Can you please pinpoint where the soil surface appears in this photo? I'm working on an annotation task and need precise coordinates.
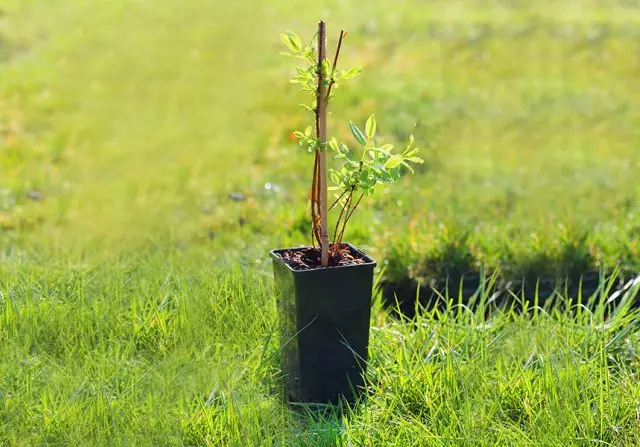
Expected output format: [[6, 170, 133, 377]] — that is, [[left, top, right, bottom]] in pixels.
[[280, 244, 367, 270]]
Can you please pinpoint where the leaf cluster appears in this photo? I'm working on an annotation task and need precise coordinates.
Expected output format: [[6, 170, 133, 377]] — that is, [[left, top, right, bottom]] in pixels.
[[329, 114, 424, 198], [280, 31, 362, 114]]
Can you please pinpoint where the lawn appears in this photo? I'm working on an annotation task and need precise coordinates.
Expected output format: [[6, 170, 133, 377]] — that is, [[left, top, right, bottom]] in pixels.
[[2, 250, 640, 446], [1, 0, 640, 445]]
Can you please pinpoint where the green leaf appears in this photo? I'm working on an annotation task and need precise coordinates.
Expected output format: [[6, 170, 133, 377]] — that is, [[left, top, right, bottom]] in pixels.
[[401, 162, 415, 174], [322, 59, 332, 78], [403, 148, 419, 157], [378, 170, 393, 182], [407, 156, 424, 164], [304, 126, 312, 137], [341, 65, 363, 80], [385, 155, 403, 169], [303, 47, 315, 63], [280, 32, 302, 53], [380, 143, 394, 152], [349, 121, 367, 146], [365, 114, 376, 139], [280, 33, 293, 50], [346, 159, 360, 169], [329, 137, 339, 153], [299, 104, 314, 112]]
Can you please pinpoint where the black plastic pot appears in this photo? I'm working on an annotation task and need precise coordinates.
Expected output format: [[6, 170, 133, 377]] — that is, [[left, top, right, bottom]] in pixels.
[[270, 243, 376, 404]]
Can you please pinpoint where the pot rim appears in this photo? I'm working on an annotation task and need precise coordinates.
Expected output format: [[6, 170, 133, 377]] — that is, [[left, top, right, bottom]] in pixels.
[[270, 242, 376, 273]]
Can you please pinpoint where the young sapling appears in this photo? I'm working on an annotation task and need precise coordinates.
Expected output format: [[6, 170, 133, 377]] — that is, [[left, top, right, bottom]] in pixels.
[[281, 21, 423, 268]]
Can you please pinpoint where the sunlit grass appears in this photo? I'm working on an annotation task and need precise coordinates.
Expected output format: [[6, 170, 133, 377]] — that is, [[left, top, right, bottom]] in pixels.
[[1, 250, 639, 445]]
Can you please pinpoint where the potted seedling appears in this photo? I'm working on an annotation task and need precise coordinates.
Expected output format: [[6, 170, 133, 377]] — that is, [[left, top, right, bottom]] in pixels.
[[270, 21, 423, 404]]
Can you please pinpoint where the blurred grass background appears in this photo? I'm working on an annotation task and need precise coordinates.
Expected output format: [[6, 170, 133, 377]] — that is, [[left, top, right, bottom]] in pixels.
[[1, 0, 640, 279]]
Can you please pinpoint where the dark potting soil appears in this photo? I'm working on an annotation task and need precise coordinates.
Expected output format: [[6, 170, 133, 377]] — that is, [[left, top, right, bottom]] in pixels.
[[280, 244, 367, 270]]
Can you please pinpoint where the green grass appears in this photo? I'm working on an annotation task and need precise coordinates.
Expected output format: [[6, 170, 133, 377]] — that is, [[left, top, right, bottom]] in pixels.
[[1, 250, 639, 445], [2, 0, 640, 444]]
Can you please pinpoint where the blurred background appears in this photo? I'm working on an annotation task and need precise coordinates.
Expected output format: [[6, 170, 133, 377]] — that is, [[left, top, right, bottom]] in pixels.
[[1, 0, 639, 292]]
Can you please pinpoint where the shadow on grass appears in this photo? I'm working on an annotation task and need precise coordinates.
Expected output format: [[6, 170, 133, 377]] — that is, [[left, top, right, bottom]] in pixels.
[[381, 229, 639, 319], [381, 229, 483, 318]]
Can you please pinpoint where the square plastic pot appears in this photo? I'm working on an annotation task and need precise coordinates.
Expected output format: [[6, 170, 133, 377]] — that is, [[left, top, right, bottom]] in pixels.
[[270, 243, 376, 404]]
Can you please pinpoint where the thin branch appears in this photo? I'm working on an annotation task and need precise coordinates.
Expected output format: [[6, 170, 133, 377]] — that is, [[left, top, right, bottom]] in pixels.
[[334, 162, 365, 244], [343, 192, 364, 224], [337, 192, 364, 245], [326, 30, 346, 102], [332, 187, 354, 245], [328, 189, 348, 211]]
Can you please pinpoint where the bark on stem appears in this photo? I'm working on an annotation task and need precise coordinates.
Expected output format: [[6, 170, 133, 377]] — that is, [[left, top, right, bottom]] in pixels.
[[317, 21, 329, 266], [310, 153, 320, 246]]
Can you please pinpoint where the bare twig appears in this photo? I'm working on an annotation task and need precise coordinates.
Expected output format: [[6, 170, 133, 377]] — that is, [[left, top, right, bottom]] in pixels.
[[326, 30, 346, 102], [337, 192, 364, 245], [332, 187, 354, 245], [328, 189, 348, 211], [343, 192, 364, 224]]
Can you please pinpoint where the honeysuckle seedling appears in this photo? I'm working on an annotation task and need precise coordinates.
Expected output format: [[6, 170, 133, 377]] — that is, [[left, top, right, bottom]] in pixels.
[[281, 22, 423, 266]]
